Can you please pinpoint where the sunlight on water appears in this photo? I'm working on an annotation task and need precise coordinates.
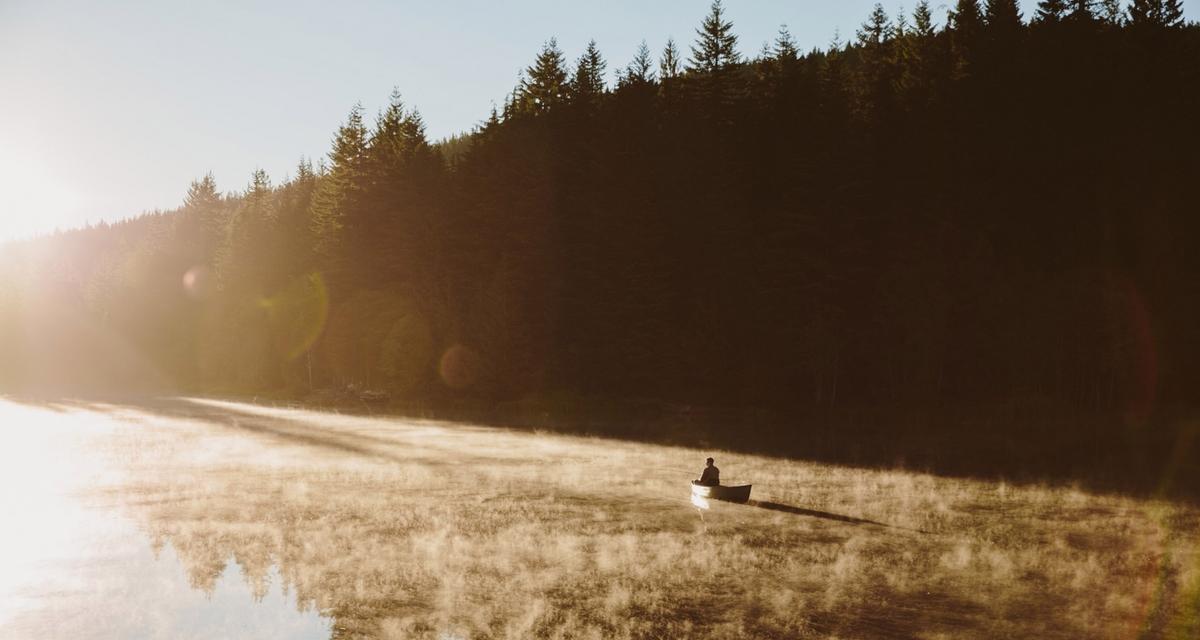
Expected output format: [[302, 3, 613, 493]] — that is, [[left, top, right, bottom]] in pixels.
[[0, 399, 331, 639], [0, 395, 1194, 638]]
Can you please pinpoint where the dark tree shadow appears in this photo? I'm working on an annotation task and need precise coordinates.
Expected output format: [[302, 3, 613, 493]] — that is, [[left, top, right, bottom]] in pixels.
[[7, 393, 1198, 505]]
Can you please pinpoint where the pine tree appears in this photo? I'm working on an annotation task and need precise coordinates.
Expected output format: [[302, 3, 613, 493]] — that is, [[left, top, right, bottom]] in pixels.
[[951, 0, 984, 36], [370, 89, 409, 171], [984, 0, 1023, 31], [521, 38, 569, 113], [1097, 0, 1123, 24], [1163, 0, 1185, 26], [891, 8, 918, 98], [659, 38, 682, 80], [982, 0, 1023, 54], [367, 92, 431, 183], [913, 1, 936, 38], [773, 25, 799, 62], [227, 168, 274, 287], [688, 0, 740, 73], [310, 104, 368, 269], [1035, 0, 1068, 23], [894, 10, 909, 38], [181, 172, 224, 258], [857, 3, 894, 47], [274, 157, 318, 281], [328, 104, 369, 174], [1129, 0, 1186, 27], [1066, 0, 1096, 23], [950, 0, 983, 75], [400, 109, 431, 162], [185, 173, 220, 209], [620, 40, 656, 86], [571, 39, 607, 103]]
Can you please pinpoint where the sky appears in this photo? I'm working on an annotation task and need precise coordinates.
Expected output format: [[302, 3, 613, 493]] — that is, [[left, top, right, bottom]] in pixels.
[[0, 0, 1194, 241]]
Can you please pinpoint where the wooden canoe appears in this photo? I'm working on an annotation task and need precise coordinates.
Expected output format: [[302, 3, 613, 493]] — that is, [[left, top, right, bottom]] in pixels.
[[690, 482, 752, 503]]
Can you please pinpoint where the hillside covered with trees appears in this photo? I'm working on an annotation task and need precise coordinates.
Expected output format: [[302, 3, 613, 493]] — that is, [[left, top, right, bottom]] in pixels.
[[2, 1, 1197, 488]]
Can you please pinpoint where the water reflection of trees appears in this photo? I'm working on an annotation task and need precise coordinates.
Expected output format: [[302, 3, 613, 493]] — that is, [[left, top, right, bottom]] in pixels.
[[100, 397, 1200, 640]]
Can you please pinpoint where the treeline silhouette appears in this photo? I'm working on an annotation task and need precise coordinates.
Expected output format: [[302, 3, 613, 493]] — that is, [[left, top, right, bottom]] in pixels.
[[2, 1, 1197, 492]]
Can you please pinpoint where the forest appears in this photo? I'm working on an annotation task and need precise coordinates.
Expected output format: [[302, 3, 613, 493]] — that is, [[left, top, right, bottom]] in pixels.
[[2, 1, 1197, 488]]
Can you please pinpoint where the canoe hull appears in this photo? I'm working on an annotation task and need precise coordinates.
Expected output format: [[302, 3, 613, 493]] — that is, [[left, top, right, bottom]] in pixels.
[[691, 482, 752, 504]]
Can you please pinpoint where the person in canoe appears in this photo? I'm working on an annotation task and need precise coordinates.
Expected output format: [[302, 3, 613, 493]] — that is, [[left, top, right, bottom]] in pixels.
[[694, 457, 720, 486]]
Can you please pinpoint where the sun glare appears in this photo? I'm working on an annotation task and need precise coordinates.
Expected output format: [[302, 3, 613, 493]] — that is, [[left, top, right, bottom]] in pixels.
[[0, 151, 85, 242]]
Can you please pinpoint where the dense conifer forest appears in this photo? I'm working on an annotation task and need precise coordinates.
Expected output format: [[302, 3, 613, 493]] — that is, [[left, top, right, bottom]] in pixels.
[[2, 1, 1197, 486]]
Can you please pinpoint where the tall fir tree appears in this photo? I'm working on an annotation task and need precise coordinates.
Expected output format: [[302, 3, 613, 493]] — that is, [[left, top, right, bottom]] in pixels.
[[620, 40, 656, 86], [521, 38, 569, 113], [984, 0, 1023, 31], [370, 90, 410, 172], [1129, 0, 1186, 27], [983, 0, 1023, 54], [857, 3, 894, 46], [184, 173, 220, 209], [571, 39, 607, 103], [951, 0, 984, 35], [1035, 0, 1068, 23], [773, 25, 799, 61], [1066, 0, 1096, 22], [688, 0, 740, 73], [950, 0, 984, 76], [913, 1, 936, 38], [659, 38, 682, 79], [1162, 0, 1186, 26], [181, 172, 224, 260], [1097, 0, 1123, 24], [310, 104, 368, 271]]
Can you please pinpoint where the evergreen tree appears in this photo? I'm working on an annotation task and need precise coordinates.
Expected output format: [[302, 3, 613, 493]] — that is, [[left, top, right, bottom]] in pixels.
[[1129, 0, 1186, 27], [1163, 0, 1186, 26], [688, 0, 740, 73], [328, 104, 369, 173], [620, 40, 656, 86], [773, 25, 799, 61], [225, 169, 275, 291], [370, 89, 410, 171], [858, 3, 894, 46], [521, 38, 569, 113], [184, 173, 220, 209], [659, 38, 682, 80], [571, 39, 607, 103], [894, 9, 910, 38], [984, 0, 1023, 31], [951, 0, 984, 36], [181, 173, 224, 260], [1097, 0, 1123, 24], [1035, 0, 1068, 23], [913, 1, 936, 38], [1066, 0, 1096, 22], [310, 104, 368, 270], [950, 0, 984, 75], [983, 0, 1023, 55]]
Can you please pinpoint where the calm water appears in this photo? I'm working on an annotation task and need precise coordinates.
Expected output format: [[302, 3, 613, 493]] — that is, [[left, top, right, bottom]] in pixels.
[[0, 399, 331, 639]]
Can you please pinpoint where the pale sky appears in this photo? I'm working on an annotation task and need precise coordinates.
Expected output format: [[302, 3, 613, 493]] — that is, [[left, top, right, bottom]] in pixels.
[[0, 0, 1193, 241]]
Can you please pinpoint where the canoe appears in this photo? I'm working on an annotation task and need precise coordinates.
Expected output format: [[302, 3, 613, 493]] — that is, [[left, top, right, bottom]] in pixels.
[[690, 482, 752, 504]]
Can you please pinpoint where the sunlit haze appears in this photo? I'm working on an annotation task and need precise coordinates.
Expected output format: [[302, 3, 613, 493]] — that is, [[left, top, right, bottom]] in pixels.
[[0, 0, 1111, 241], [1, 0, 1199, 633]]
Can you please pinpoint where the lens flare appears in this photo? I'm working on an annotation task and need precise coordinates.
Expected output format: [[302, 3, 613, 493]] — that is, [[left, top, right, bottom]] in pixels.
[[182, 266, 213, 300], [258, 272, 329, 360], [438, 344, 482, 390]]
